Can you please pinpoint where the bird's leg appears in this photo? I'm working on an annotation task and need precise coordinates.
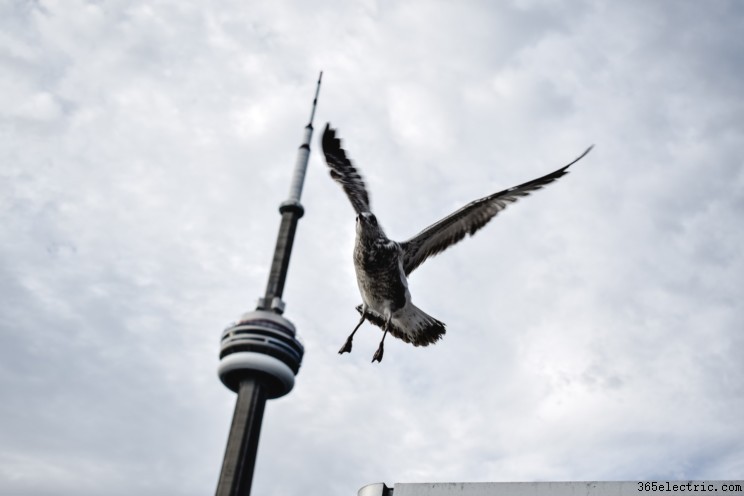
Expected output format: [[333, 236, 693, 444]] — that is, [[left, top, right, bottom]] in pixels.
[[372, 312, 392, 363], [339, 305, 367, 354]]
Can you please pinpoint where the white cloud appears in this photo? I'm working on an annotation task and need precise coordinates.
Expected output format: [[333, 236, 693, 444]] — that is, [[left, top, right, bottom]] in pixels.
[[1, 1, 742, 495]]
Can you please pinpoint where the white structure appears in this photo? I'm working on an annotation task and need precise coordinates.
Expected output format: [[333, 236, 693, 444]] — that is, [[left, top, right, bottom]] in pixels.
[[359, 481, 744, 496]]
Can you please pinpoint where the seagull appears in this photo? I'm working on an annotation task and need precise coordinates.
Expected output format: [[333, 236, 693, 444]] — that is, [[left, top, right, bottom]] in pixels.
[[321, 123, 592, 363]]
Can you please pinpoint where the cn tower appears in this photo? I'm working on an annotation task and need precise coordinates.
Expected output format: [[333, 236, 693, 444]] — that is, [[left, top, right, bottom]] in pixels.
[[215, 73, 322, 496]]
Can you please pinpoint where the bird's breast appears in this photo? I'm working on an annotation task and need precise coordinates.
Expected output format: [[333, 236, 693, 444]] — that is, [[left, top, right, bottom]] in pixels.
[[353, 241, 408, 312]]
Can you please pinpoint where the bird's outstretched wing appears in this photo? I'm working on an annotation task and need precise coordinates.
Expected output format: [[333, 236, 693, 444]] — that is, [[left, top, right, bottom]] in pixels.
[[400, 146, 593, 276], [321, 124, 371, 215]]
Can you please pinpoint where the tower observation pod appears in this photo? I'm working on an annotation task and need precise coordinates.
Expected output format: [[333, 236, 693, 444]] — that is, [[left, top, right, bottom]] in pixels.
[[215, 73, 322, 496]]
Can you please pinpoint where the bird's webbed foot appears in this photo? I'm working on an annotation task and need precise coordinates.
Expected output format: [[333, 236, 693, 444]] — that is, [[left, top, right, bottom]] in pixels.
[[339, 308, 367, 355], [371, 342, 384, 363], [338, 336, 353, 354], [372, 313, 391, 363]]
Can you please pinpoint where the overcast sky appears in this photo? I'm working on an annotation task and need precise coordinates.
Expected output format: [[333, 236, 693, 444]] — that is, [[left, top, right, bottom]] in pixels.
[[1, 1, 743, 495]]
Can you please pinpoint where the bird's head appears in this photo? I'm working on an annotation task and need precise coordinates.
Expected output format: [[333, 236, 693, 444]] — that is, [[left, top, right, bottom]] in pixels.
[[356, 212, 386, 239]]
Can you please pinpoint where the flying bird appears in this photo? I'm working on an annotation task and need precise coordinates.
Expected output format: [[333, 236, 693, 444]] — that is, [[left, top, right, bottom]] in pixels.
[[321, 123, 592, 363]]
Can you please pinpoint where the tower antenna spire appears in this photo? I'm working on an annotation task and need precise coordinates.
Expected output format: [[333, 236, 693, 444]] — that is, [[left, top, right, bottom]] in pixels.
[[263, 71, 322, 310], [215, 74, 322, 496], [308, 71, 322, 128]]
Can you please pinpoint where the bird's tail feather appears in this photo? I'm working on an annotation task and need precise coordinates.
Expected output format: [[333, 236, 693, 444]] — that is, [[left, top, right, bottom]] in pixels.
[[355, 304, 446, 347]]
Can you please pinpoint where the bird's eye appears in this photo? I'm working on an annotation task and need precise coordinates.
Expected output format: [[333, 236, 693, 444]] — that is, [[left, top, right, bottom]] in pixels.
[[369, 214, 377, 224]]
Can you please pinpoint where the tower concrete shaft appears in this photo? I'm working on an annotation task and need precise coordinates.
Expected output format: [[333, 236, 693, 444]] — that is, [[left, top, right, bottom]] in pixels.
[[215, 378, 266, 496], [216, 73, 321, 496]]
